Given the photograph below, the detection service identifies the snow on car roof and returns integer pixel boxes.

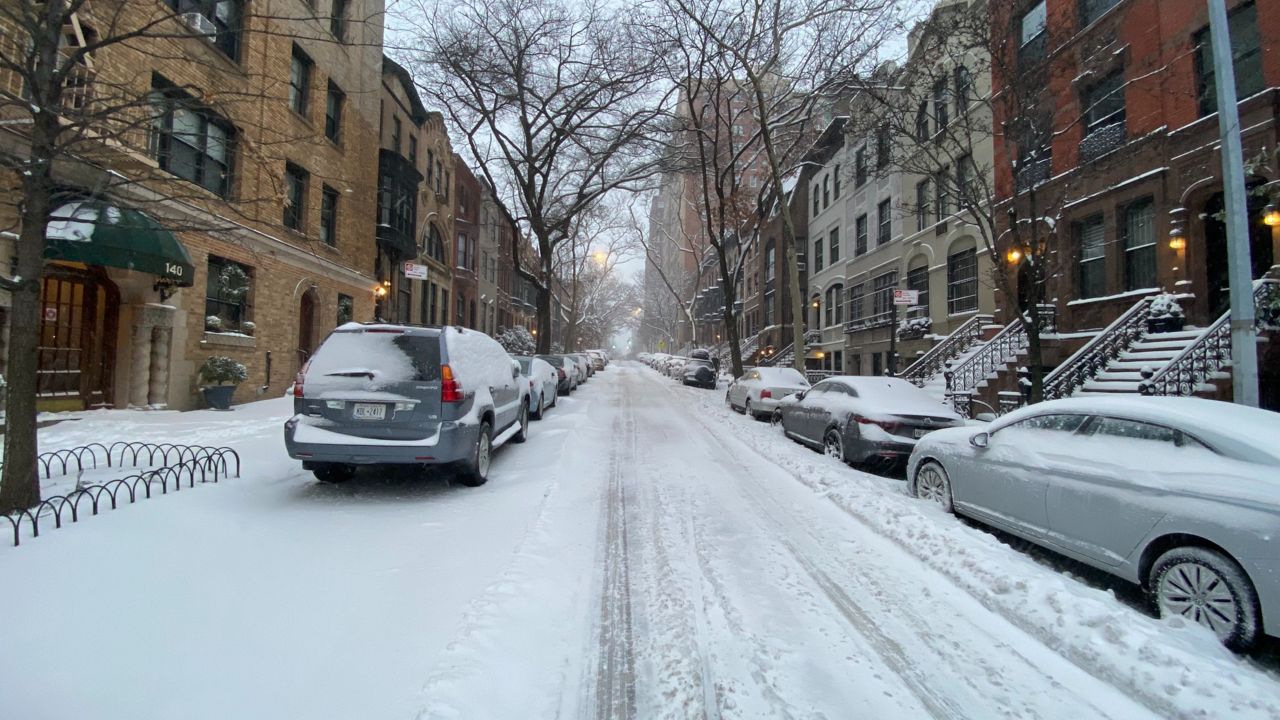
[820,376,959,419]
[755,367,808,384]
[996,396,1280,465]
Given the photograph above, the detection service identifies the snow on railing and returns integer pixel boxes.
[1043,295,1156,400]
[945,306,1056,415]
[900,313,993,387]
[2,442,242,547]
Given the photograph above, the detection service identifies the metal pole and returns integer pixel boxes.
[1207,0,1258,407]
[888,299,898,376]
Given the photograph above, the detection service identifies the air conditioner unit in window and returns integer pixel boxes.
[180,12,217,38]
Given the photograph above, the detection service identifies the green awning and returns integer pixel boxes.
[44,201,195,287]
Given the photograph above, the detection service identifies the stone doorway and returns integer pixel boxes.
[297,287,318,368]
[1202,190,1275,318]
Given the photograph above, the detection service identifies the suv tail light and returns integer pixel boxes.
[759,389,772,399]
[294,359,311,398]
[557,368,566,381]
[441,363,463,403]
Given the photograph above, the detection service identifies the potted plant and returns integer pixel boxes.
[198,355,248,410]
[1146,294,1186,334]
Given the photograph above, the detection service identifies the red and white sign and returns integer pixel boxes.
[403,262,428,280]
[892,289,920,306]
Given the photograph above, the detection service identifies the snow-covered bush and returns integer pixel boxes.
[1148,294,1185,319]
[241,321,256,336]
[897,316,931,341]
[205,315,223,331]
[495,326,536,355]
[198,356,248,386]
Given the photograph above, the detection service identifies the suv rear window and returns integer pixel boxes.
[308,331,441,382]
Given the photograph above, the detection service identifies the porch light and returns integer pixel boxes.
[374,283,389,298]
[1168,226,1187,251]
[812,299,820,308]
[816,351,826,359]
[1264,203,1280,227]
[1006,247,1023,264]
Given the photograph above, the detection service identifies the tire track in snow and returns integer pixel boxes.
[668,375,1161,720]
[585,386,637,720]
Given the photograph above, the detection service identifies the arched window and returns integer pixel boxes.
[955,65,973,113]
[946,239,978,314]
[425,223,444,263]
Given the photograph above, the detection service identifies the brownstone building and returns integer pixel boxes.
[985,0,1280,408]
[452,154,480,328]
[0,0,387,410]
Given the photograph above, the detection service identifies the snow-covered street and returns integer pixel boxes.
[3,363,1279,719]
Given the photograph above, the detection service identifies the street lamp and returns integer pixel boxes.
[1006,247,1023,264]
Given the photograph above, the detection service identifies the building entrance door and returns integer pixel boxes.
[1203,191,1274,318]
[38,265,119,410]
[297,288,318,368]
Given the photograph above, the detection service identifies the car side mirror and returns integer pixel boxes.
[512,364,520,378]
[794,391,806,401]
[970,432,990,449]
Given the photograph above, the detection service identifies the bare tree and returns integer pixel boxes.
[554,199,637,352]
[659,0,897,372]
[628,192,712,353]
[405,0,672,353]
[0,0,357,512]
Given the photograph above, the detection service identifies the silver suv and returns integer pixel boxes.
[284,324,529,485]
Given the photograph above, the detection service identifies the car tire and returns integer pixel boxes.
[532,393,545,420]
[912,460,954,514]
[511,404,530,444]
[456,421,493,487]
[744,399,754,418]
[823,428,846,463]
[1151,546,1262,651]
[549,392,558,408]
[725,390,734,410]
[312,464,355,483]
[770,410,782,427]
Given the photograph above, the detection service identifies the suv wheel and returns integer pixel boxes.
[313,464,355,483]
[511,404,529,443]
[1151,546,1261,651]
[456,421,492,487]
[532,393,545,420]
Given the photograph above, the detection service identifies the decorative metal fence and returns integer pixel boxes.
[3,443,241,547]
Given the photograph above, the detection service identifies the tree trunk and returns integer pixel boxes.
[536,258,553,354]
[715,248,744,378]
[0,147,54,515]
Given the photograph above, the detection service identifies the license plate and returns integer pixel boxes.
[913,428,931,439]
[352,403,386,420]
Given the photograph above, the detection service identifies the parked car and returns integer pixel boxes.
[664,356,688,379]
[777,376,962,467]
[587,349,607,370]
[567,353,591,382]
[907,396,1280,651]
[284,324,529,487]
[575,353,596,378]
[516,356,558,418]
[682,356,717,389]
[727,367,810,420]
[538,354,577,394]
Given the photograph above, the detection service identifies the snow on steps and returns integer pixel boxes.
[1076,329,1202,395]
[922,341,989,402]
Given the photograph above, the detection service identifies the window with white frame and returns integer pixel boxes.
[947,245,978,313]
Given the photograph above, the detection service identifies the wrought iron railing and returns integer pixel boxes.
[1079,122,1125,163]
[804,330,821,346]
[1140,279,1279,397]
[806,370,838,383]
[945,305,1056,408]
[1015,157,1051,193]
[758,342,791,367]
[900,313,993,387]
[1043,295,1155,400]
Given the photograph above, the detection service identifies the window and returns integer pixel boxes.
[409,135,417,165]
[456,296,465,325]
[829,227,840,263]
[877,199,891,246]
[167,0,241,58]
[855,147,868,187]
[870,271,897,319]
[763,293,775,326]
[915,179,931,231]
[876,124,890,169]
[813,184,820,216]
[833,164,841,199]
[915,101,929,142]
[425,224,444,263]
[848,283,865,322]
[284,163,307,230]
[205,256,253,333]
[150,83,234,197]
[955,66,972,114]
[813,236,824,272]
[1085,417,1183,445]
[337,293,353,325]
[1079,0,1120,28]
[825,284,844,326]
[957,153,975,197]
[1008,414,1088,433]
[872,352,883,376]
[320,185,338,246]
[855,214,868,256]
[732,124,745,136]
[427,149,435,186]
[906,261,929,311]
[456,232,469,270]
[289,46,312,116]
[1020,1,1047,54]
[1194,1,1262,117]
[1083,70,1125,136]
[822,175,830,209]
[932,77,949,133]
[1123,198,1156,291]
[330,0,347,39]
[934,170,950,224]
[391,116,402,155]
[1077,214,1106,298]
[947,246,977,313]
[325,82,343,142]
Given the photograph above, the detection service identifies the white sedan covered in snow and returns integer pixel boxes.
[726,366,810,420]
[907,396,1280,651]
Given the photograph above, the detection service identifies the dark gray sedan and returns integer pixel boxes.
[907,396,1280,651]
[778,376,962,467]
